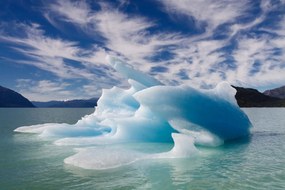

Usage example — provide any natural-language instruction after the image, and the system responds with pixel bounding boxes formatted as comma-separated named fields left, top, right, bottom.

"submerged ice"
left=15, top=56, right=252, bottom=170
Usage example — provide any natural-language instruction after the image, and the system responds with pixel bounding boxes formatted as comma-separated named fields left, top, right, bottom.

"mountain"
left=32, top=98, right=98, bottom=108
left=233, top=86, right=285, bottom=107
left=0, top=85, right=35, bottom=107
left=263, top=86, right=285, bottom=99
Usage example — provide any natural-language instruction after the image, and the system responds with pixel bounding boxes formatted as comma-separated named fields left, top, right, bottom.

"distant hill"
left=0, top=85, right=35, bottom=107
left=32, top=98, right=98, bottom=108
left=263, top=86, right=285, bottom=99
left=233, top=86, right=285, bottom=107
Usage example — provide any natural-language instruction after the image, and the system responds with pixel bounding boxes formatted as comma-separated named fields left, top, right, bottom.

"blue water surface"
left=0, top=108, right=284, bottom=190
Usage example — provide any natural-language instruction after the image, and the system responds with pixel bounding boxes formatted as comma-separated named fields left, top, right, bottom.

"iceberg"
left=15, top=56, right=252, bottom=170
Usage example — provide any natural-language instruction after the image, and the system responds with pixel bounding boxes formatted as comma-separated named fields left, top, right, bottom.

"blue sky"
left=0, top=0, right=285, bottom=101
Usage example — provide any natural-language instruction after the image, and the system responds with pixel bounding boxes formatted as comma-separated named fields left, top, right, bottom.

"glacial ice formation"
left=15, top=56, right=252, bottom=170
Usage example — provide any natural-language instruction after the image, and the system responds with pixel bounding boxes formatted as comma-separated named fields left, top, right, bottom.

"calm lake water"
left=0, top=108, right=285, bottom=190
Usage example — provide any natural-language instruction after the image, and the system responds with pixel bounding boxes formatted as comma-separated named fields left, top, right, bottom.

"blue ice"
left=15, top=56, right=252, bottom=169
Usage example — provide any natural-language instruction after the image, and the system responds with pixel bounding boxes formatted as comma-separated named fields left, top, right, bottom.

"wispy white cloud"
left=16, top=79, right=73, bottom=101
left=16, top=79, right=105, bottom=101
left=46, top=0, right=185, bottom=71
left=158, top=0, right=251, bottom=32
left=230, top=35, right=285, bottom=88
left=0, top=22, right=125, bottom=85
left=148, top=39, right=227, bottom=87
left=48, top=0, right=92, bottom=25
left=1, top=0, right=285, bottom=101
left=151, top=0, right=285, bottom=89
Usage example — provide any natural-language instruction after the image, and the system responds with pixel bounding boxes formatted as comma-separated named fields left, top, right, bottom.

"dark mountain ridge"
left=32, top=98, right=98, bottom=108
left=263, top=85, right=285, bottom=99
left=0, top=85, right=35, bottom=107
left=233, top=86, right=285, bottom=107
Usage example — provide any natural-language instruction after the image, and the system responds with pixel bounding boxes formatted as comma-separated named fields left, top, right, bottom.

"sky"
left=0, top=0, right=285, bottom=101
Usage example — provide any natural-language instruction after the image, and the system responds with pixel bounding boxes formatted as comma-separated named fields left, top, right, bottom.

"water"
left=0, top=108, right=285, bottom=189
